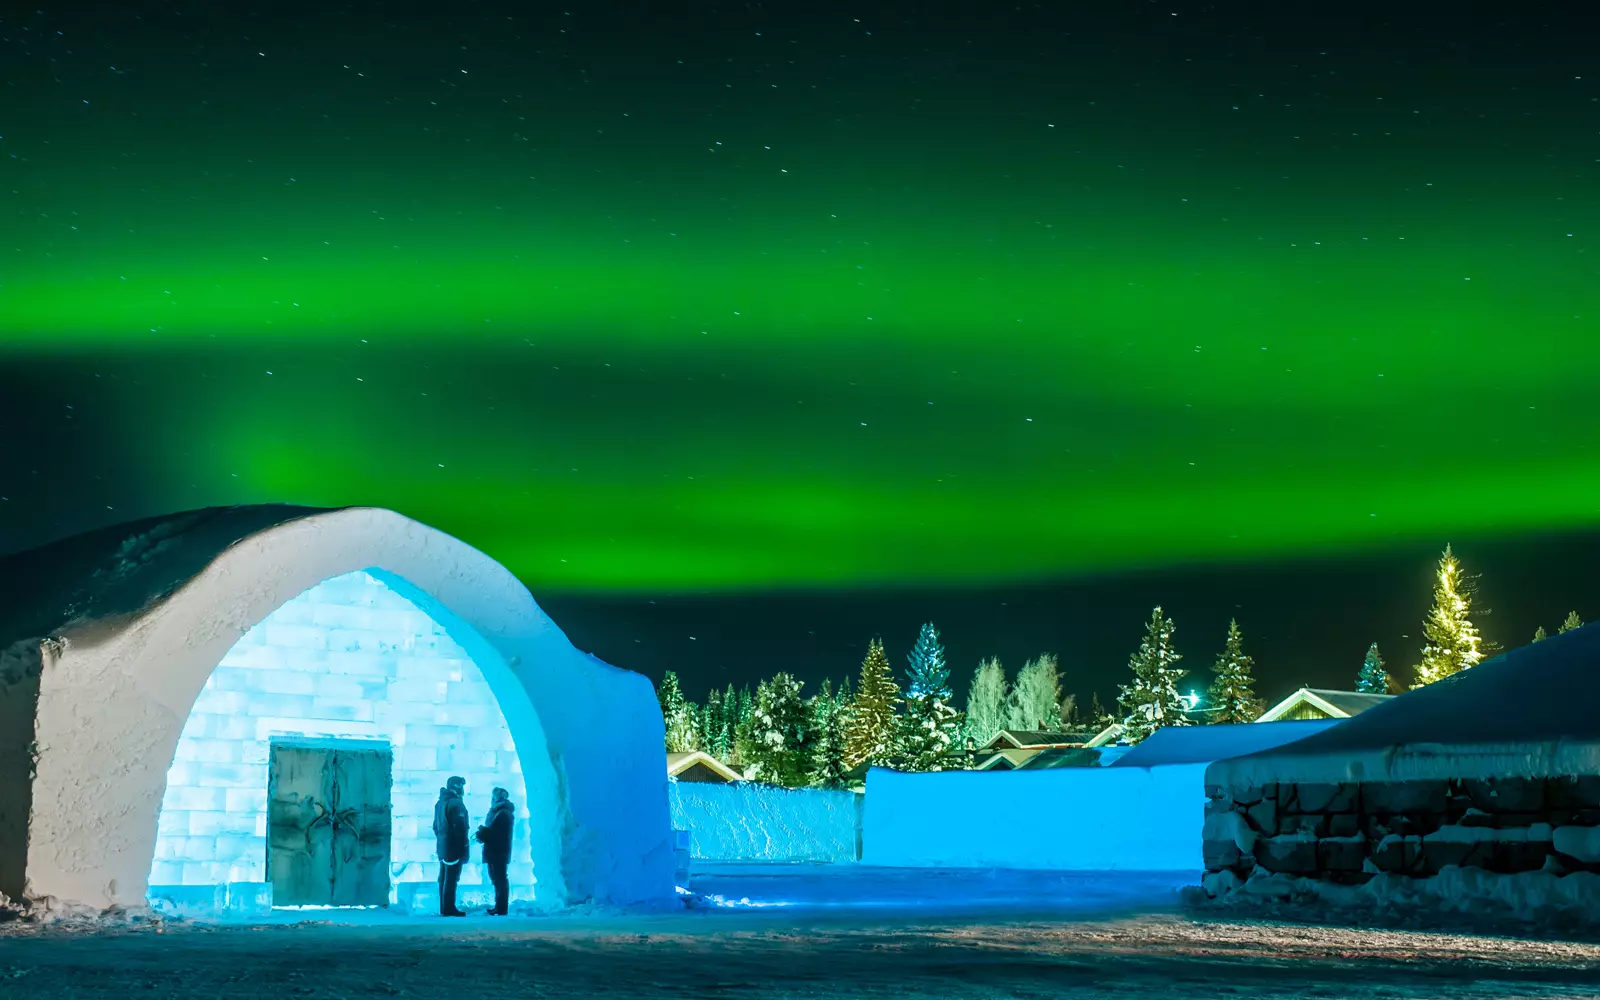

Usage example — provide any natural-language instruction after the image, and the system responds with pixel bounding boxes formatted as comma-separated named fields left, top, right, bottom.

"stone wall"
left=149, top=569, right=534, bottom=907
left=1203, top=775, right=1600, bottom=890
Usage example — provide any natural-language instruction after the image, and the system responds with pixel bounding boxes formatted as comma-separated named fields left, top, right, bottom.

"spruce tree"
left=1561, top=611, right=1584, bottom=634
left=1008, top=654, right=1064, bottom=731
left=1414, top=544, right=1489, bottom=687
left=743, top=673, right=809, bottom=786
left=1117, top=606, right=1189, bottom=742
left=1356, top=642, right=1391, bottom=695
left=1533, top=626, right=1549, bottom=643
left=1088, top=691, right=1114, bottom=730
left=657, top=671, right=701, bottom=753
left=892, top=623, right=964, bottom=771
left=905, top=622, right=951, bottom=699
left=963, top=657, right=1010, bottom=747
left=844, top=638, right=900, bottom=768
left=808, top=679, right=851, bottom=789
left=732, top=685, right=757, bottom=767
left=1208, top=619, right=1263, bottom=724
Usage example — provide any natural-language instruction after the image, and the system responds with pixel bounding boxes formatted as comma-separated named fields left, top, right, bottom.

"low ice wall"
left=668, top=782, right=861, bottom=862
left=863, top=764, right=1208, bottom=871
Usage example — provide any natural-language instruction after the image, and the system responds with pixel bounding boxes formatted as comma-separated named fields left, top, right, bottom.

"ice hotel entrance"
left=0, top=506, right=673, bottom=917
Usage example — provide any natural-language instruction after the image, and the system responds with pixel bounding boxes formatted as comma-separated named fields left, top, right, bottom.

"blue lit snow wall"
left=149, top=569, right=534, bottom=907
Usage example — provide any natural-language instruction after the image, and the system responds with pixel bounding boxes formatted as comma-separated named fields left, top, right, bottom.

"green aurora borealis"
left=3, top=2, right=1598, bottom=594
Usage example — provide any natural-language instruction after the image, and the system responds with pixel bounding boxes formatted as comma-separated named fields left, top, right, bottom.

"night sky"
left=3, top=2, right=1598, bottom=705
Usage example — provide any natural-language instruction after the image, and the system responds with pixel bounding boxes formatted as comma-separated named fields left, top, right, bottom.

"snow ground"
left=3, top=865, right=1600, bottom=999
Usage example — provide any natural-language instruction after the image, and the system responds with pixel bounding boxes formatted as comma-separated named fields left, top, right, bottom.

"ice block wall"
left=149, top=570, right=533, bottom=900
left=669, top=782, right=861, bottom=862
left=863, top=764, right=1208, bottom=872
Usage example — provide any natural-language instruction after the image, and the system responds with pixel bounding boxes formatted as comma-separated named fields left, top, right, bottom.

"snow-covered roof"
left=984, top=729, right=1094, bottom=750
left=1255, top=687, right=1395, bottom=722
left=1210, top=624, right=1600, bottom=785
left=1108, top=719, right=1341, bottom=768
left=666, top=751, right=743, bottom=782
left=1011, top=747, right=1103, bottom=770
left=0, top=504, right=331, bottom=649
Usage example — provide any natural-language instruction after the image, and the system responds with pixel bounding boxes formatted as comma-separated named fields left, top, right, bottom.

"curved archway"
left=148, top=568, right=562, bottom=913
left=17, top=508, right=671, bottom=913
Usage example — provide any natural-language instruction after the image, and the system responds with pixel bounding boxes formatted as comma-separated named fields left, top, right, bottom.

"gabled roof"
left=973, top=753, right=1015, bottom=771
left=1213, top=624, right=1600, bottom=784
left=1013, top=747, right=1103, bottom=770
left=667, top=751, right=742, bottom=782
left=1255, top=687, right=1395, bottom=722
left=1108, top=719, right=1341, bottom=768
left=666, top=751, right=743, bottom=782
left=1083, top=722, right=1125, bottom=748
left=982, top=729, right=1094, bottom=750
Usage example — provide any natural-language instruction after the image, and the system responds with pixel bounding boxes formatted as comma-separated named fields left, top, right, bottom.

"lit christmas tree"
left=1356, top=643, right=1390, bottom=694
left=1008, top=654, right=1063, bottom=731
left=1117, top=606, right=1189, bottom=742
left=1207, top=619, right=1263, bottom=724
left=892, top=623, right=964, bottom=771
left=1414, top=544, right=1489, bottom=688
left=1533, top=625, right=1549, bottom=643
left=808, top=679, right=851, bottom=789
left=657, top=671, right=701, bottom=753
left=844, top=638, right=900, bottom=768
left=963, top=657, right=1009, bottom=748
left=742, top=673, right=809, bottom=786
left=1561, top=611, right=1584, bottom=634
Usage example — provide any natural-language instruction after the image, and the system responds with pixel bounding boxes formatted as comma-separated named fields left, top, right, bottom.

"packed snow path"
left=2, top=868, right=1599, bottom=998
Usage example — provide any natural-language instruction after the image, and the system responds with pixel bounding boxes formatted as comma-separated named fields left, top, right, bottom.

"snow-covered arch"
left=0, top=507, right=672, bottom=915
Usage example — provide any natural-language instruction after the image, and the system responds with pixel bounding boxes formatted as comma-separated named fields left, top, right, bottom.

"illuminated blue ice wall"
left=149, top=570, right=534, bottom=907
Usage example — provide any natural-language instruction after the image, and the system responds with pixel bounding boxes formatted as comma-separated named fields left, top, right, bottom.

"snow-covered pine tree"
left=844, top=638, right=900, bottom=768
left=1088, top=691, right=1114, bottom=730
left=1207, top=619, right=1263, bottom=725
left=963, top=657, right=1009, bottom=747
left=732, top=684, right=757, bottom=767
left=1533, top=626, right=1549, bottom=643
left=1117, top=606, right=1189, bottom=743
left=657, top=671, right=701, bottom=753
left=1008, top=654, right=1063, bottom=731
left=1561, top=611, right=1584, bottom=634
left=808, top=679, right=851, bottom=789
left=697, top=688, right=722, bottom=757
left=1058, top=692, right=1079, bottom=728
left=742, top=673, right=809, bottom=786
left=892, top=623, right=964, bottom=771
left=1414, top=545, right=1489, bottom=687
left=1356, top=642, right=1390, bottom=694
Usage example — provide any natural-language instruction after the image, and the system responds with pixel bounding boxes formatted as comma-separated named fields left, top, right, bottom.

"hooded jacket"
left=433, top=786, right=470, bottom=864
left=477, top=797, right=515, bottom=866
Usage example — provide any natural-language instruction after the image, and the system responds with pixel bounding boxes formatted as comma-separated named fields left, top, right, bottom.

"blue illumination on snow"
left=149, top=570, right=534, bottom=906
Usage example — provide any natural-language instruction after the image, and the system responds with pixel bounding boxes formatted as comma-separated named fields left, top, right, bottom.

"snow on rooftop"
left=1210, top=624, right=1600, bottom=785
left=1108, top=720, right=1341, bottom=769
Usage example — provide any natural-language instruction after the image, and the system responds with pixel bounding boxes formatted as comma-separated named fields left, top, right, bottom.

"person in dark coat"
left=432, top=776, right=469, bottom=916
left=476, top=786, right=515, bottom=915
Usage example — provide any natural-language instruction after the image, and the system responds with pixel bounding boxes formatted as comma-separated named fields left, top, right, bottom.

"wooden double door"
left=267, top=741, right=393, bottom=907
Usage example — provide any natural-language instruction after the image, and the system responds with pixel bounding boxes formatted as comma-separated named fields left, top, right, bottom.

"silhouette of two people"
left=433, top=776, right=516, bottom=917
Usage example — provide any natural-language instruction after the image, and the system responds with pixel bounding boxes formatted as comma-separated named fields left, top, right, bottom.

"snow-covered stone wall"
left=668, top=782, right=861, bottom=863
left=1201, top=774, right=1600, bottom=910
left=149, top=570, right=533, bottom=904
left=864, top=764, right=1208, bottom=871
